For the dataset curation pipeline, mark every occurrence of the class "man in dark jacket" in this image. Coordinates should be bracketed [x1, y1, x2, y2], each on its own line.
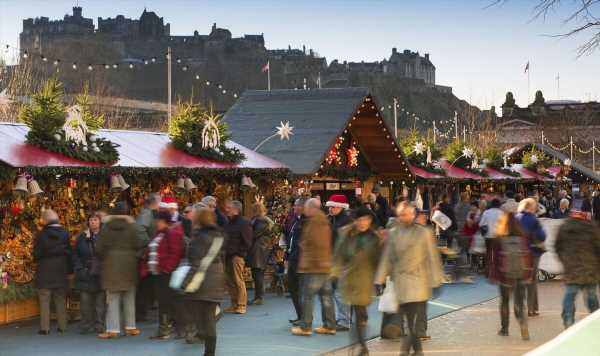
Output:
[372, 185, 391, 228]
[223, 200, 253, 314]
[33, 209, 71, 335]
[135, 192, 160, 321]
[202, 195, 228, 228]
[555, 215, 600, 328]
[438, 194, 458, 248]
[286, 198, 305, 324]
[325, 194, 353, 331]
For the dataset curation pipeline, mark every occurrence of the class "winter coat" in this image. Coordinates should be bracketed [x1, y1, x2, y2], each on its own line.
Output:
[136, 208, 156, 244]
[375, 223, 443, 304]
[140, 223, 185, 277]
[374, 195, 391, 228]
[247, 216, 274, 269]
[96, 215, 141, 291]
[581, 199, 592, 213]
[298, 210, 332, 274]
[182, 225, 226, 303]
[516, 211, 547, 257]
[33, 224, 72, 290]
[329, 211, 352, 248]
[286, 215, 303, 264]
[332, 225, 381, 306]
[224, 215, 253, 259]
[594, 196, 600, 222]
[555, 218, 600, 285]
[454, 201, 471, 233]
[552, 208, 570, 219]
[216, 208, 228, 228]
[488, 234, 533, 286]
[72, 229, 102, 292]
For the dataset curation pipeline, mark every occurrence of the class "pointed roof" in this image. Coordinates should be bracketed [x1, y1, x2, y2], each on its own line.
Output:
[223, 88, 413, 180]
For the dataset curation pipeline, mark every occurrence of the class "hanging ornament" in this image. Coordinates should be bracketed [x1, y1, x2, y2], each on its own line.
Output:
[346, 145, 359, 168]
[564, 158, 572, 166]
[276, 121, 294, 140]
[201, 115, 221, 149]
[426, 146, 432, 165]
[530, 154, 539, 164]
[186, 141, 193, 148]
[503, 155, 509, 168]
[63, 105, 88, 145]
[414, 142, 426, 155]
[471, 154, 478, 169]
[53, 133, 62, 141]
[462, 146, 474, 159]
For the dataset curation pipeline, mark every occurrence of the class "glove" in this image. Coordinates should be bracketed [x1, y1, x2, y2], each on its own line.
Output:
[375, 284, 386, 296]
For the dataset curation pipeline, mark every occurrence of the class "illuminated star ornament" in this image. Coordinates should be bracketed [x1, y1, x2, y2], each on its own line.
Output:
[462, 147, 474, 159]
[530, 154, 539, 164]
[413, 142, 426, 155]
[276, 121, 294, 140]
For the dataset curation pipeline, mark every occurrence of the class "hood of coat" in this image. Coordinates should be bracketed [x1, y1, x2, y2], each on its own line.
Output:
[103, 215, 135, 231]
[43, 224, 67, 240]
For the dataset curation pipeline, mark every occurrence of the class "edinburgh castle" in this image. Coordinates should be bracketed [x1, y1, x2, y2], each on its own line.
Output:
[14, 6, 471, 123]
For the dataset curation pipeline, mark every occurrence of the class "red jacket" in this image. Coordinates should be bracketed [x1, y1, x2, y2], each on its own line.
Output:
[140, 223, 185, 278]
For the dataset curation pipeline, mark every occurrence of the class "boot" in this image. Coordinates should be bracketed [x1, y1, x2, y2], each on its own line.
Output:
[520, 321, 530, 341]
[150, 314, 171, 340]
[204, 336, 216, 356]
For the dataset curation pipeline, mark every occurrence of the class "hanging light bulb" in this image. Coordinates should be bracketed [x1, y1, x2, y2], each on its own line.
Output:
[233, 93, 238, 98]
[176, 58, 181, 63]
[88, 64, 93, 71]
[182, 65, 188, 71]
[22, 51, 28, 58]
[72, 62, 77, 70]
[41, 55, 47, 62]
[151, 57, 156, 63]
[53, 59, 59, 65]
[205, 81, 210, 86]
[222, 89, 226, 94]
[218, 84, 223, 89]
[112, 64, 118, 69]
[128, 63, 134, 69]
[104, 64, 110, 69]
[144, 59, 149, 65]
[195, 74, 200, 80]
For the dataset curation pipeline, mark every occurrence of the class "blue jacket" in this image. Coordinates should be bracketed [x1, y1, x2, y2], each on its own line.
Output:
[516, 211, 546, 256]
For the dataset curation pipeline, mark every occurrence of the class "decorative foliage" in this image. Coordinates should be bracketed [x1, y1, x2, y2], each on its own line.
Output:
[400, 130, 443, 174]
[19, 79, 118, 164]
[75, 84, 104, 132]
[522, 146, 551, 170]
[483, 146, 503, 169]
[445, 140, 477, 169]
[169, 101, 245, 163]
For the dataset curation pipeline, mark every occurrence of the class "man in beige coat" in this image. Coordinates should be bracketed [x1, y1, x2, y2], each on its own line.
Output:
[375, 201, 443, 356]
[291, 198, 336, 336]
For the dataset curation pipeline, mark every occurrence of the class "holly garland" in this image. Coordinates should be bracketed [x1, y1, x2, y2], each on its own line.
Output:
[169, 101, 245, 163]
[19, 79, 119, 164]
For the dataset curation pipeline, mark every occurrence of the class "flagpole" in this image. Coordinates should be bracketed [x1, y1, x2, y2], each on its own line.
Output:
[527, 63, 531, 103]
[267, 60, 271, 91]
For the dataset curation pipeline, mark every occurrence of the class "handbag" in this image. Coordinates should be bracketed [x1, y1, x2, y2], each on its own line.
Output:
[169, 264, 191, 291]
[377, 277, 398, 313]
[431, 210, 452, 231]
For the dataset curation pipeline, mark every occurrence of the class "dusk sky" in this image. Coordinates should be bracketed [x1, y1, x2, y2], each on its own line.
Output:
[1, 0, 599, 112]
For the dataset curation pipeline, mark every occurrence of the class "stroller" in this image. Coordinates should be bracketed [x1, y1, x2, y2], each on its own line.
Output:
[267, 246, 287, 296]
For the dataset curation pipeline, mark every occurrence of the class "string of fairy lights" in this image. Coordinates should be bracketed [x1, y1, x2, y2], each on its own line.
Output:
[1, 42, 241, 99]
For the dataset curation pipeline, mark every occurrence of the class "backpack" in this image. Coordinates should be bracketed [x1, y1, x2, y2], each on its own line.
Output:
[499, 235, 530, 280]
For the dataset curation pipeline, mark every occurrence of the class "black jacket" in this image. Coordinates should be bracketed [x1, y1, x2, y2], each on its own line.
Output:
[374, 195, 391, 228]
[286, 215, 304, 264]
[72, 230, 102, 292]
[593, 196, 600, 222]
[329, 211, 352, 248]
[248, 216, 273, 269]
[183, 225, 225, 303]
[224, 214, 253, 258]
[33, 223, 71, 289]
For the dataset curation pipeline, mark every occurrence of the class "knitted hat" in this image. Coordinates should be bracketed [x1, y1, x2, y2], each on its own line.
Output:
[160, 195, 178, 209]
[325, 194, 349, 209]
[353, 205, 374, 219]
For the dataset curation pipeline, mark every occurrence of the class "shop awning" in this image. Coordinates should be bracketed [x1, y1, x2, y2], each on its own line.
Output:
[513, 165, 554, 182]
[439, 160, 483, 180]
[0, 123, 287, 169]
[409, 164, 445, 179]
[484, 167, 524, 180]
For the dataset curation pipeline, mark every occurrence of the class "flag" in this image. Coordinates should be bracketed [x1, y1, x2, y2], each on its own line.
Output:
[524, 61, 529, 73]
[261, 61, 270, 73]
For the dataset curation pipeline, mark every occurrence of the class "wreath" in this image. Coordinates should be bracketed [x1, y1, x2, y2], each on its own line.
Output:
[19, 79, 119, 164]
[169, 101, 245, 163]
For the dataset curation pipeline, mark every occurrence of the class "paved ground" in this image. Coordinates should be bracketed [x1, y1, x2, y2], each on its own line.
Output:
[328, 281, 591, 356]
[0, 278, 497, 356]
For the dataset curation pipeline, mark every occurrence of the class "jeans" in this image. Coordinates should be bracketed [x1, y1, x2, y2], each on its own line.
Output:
[562, 283, 599, 328]
[287, 262, 302, 320]
[225, 256, 247, 308]
[527, 256, 540, 313]
[500, 282, 527, 331]
[38, 288, 67, 332]
[105, 288, 136, 333]
[334, 287, 352, 328]
[80, 290, 105, 332]
[251, 268, 265, 300]
[400, 302, 425, 354]
[300, 273, 335, 329]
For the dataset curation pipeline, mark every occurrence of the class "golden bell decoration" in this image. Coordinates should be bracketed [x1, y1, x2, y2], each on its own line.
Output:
[175, 177, 186, 192]
[27, 178, 44, 195]
[117, 174, 130, 191]
[109, 174, 122, 192]
[240, 175, 257, 191]
[13, 175, 28, 193]
[184, 178, 197, 191]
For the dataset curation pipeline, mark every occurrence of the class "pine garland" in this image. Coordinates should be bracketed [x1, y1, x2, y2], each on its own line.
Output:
[0, 282, 36, 304]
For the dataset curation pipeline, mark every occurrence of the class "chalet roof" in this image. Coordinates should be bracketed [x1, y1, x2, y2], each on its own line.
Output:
[0, 122, 286, 170]
[223, 88, 371, 175]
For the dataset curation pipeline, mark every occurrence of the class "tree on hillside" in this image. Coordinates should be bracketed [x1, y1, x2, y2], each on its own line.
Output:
[492, 0, 600, 56]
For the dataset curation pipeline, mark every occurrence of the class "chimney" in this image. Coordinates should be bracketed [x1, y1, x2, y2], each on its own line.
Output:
[392, 48, 397, 55]
[425, 53, 429, 60]
[73, 6, 83, 18]
[303, 45, 306, 54]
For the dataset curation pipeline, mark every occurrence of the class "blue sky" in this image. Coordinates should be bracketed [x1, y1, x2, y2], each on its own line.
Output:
[1, 0, 599, 110]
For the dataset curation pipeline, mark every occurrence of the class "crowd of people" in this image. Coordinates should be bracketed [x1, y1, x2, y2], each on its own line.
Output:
[30, 184, 600, 356]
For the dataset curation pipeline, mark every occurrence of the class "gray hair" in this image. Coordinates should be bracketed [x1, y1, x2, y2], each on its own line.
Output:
[305, 198, 321, 210]
[144, 193, 161, 208]
[41, 209, 59, 224]
[560, 198, 570, 209]
[230, 200, 243, 213]
[201, 195, 218, 209]
[294, 197, 307, 207]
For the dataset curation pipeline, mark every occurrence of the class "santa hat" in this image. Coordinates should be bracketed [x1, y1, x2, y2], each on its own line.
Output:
[160, 195, 178, 209]
[325, 194, 349, 209]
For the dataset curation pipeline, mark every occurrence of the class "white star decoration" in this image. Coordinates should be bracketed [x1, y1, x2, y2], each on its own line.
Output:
[462, 147, 474, 159]
[564, 159, 572, 166]
[414, 142, 426, 155]
[530, 154, 539, 164]
[276, 121, 294, 141]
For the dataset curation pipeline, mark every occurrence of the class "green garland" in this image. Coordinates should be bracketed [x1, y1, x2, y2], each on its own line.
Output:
[26, 131, 119, 164]
[0, 282, 37, 304]
[498, 167, 521, 177]
[317, 166, 371, 180]
[400, 130, 442, 172]
[522, 147, 551, 171]
[444, 140, 477, 170]
[169, 102, 245, 163]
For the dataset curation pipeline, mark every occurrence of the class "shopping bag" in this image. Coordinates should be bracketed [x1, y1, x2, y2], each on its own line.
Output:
[169, 264, 191, 291]
[469, 232, 486, 254]
[377, 278, 398, 313]
[538, 251, 564, 275]
[431, 210, 452, 231]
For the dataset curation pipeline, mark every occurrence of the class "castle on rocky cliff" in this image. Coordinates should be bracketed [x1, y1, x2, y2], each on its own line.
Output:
[17, 7, 451, 113]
